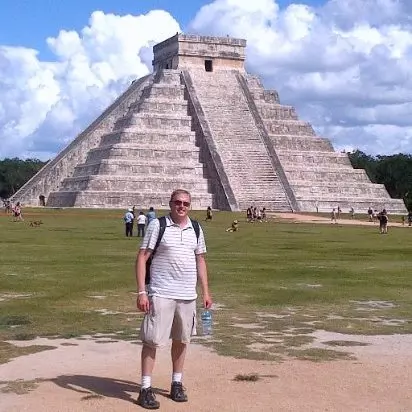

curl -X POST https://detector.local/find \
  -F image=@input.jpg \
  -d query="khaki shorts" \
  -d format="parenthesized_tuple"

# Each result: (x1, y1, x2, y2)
(140, 296, 197, 348)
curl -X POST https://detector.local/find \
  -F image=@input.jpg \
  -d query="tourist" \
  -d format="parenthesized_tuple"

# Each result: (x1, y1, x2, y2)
(146, 206, 156, 227)
(331, 208, 337, 224)
(246, 206, 253, 222)
(3, 199, 11, 214)
(226, 219, 239, 232)
(377, 209, 388, 234)
(13, 202, 24, 222)
(124, 208, 134, 237)
(349, 206, 355, 219)
(253, 207, 258, 221)
(205, 206, 213, 221)
(261, 207, 267, 222)
(137, 211, 147, 237)
(135, 189, 212, 409)
(367, 207, 373, 222)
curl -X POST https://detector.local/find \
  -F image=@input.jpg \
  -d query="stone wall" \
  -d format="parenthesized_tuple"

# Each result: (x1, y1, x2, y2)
(153, 34, 246, 71)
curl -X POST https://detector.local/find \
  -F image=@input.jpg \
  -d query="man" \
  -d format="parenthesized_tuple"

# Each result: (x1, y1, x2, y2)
(124, 208, 134, 237)
(135, 189, 212, 410)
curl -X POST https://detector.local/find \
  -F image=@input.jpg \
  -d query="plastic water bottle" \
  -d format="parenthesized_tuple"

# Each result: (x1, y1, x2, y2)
(201, 310, 213, 336)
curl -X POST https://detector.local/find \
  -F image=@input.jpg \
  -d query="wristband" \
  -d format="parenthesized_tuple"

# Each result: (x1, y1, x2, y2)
(137, 291, 147, 295)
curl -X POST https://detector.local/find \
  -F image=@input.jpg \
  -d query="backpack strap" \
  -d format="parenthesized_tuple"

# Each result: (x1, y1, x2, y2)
(190, 218, 200, 243)
(145, 216, 167, 285)
(152, 216, 167, 256)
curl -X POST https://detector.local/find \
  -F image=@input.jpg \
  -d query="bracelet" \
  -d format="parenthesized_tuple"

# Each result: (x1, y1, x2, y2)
(137, 291, 147, 295)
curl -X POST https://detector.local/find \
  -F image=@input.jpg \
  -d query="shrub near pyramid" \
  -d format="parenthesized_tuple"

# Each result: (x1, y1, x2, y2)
(12, 34, 406, 213)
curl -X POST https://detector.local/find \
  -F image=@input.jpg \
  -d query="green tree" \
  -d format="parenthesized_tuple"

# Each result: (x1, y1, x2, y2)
(0, 158, 47, 199)
(348, 151, 412, 210)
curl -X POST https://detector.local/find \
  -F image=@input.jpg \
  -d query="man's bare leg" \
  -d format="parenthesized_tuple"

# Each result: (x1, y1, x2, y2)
(171, 340, 187, 373)
(141, 344, 156, 377)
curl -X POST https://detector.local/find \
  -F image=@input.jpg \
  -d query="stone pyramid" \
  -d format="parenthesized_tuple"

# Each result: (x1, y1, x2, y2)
(12, 34, 406, 213)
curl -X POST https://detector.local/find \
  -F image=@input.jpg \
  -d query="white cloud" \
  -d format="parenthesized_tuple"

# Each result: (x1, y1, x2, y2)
(1, 1, 412, 159)
(0, 10, 180, 159)
(189, 0, 412, 155)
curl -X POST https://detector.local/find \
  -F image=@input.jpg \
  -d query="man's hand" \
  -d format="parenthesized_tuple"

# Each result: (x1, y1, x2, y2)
(203, 293, 213, 309)
(137, 294, 150, 313)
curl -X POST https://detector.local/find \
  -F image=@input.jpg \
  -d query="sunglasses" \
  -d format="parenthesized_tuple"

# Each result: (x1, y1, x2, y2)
(172, 200, 191, 207)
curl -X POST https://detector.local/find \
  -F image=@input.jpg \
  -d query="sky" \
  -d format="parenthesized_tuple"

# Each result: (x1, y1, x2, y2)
(0, 0, 412, 160)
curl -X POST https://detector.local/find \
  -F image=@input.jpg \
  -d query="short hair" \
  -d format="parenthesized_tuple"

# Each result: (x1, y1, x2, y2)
(149, 207, 154, 211)
(170, 189, 191, 202)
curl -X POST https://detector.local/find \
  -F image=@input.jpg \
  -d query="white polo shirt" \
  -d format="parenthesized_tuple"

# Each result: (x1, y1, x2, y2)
(140, 215, 207, 300)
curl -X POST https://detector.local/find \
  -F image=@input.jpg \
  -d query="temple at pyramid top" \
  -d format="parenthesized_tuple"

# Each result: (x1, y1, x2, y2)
(152, 33, 247, 71)
(10, 33, 406, 213)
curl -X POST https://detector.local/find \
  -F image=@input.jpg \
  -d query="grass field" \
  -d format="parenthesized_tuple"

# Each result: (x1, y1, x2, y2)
(1, 208, 411, 363)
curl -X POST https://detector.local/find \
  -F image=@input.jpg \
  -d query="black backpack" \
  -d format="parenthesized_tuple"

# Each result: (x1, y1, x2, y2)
(145, 216, 201, 284)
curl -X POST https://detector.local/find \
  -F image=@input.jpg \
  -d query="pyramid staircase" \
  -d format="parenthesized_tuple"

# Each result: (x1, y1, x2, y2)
(245, 75, 407, 213)
(47, 70, 215, 209)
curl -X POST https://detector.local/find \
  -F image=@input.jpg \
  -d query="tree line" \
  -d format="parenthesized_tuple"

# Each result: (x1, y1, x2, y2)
(348, 150, 412, 210)
(0, 153, 411, 210)
(0, 158, 47, 200)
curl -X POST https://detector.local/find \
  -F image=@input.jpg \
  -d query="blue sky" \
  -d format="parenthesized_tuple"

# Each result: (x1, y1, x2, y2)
(1, 0, 411, 159)
(0, 0, 323, 59)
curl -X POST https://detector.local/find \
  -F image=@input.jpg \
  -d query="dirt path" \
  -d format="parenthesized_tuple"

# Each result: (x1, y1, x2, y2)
(272, 212, 406, 226)
(1, 336, 412, 412)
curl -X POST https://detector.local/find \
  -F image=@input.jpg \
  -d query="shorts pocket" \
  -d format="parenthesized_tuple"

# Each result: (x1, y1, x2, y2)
(191, 310, 197, 336)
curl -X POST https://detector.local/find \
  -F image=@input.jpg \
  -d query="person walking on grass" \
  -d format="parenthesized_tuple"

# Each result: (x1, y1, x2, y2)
(331, 208, 337, 224)
(135, 189, 212, 410)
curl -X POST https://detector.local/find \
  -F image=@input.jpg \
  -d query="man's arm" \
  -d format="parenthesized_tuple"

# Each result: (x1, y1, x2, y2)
(135, 248, 152, 313)
(196, 253, 212, 309)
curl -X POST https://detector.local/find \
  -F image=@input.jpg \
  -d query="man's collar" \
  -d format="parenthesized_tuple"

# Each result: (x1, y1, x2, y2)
(166, 214, 192, 229)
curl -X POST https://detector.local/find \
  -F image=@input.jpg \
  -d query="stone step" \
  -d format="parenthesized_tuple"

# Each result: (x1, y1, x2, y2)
(292, 183, 390, 197)
(143, 84, 186, 100)
(277, 151, 352, 166)
(100, 129, 196, 146)
(154, 70, 183, 85)
(73, 160, 205, 178)
(254, 104, 298, 120)
(245, 75, 263, 89)
(250, 89, 280, 104)
(47, 190, 214, 209)
(270, 135, 334, 151)
(86, 145, 200, 163)
(136, 100, 189, 115)
(125, 114, 192, 129)
(264, 121, 315, 136)
(286, 170, 370, 183)
(60, 175, 211, 192)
